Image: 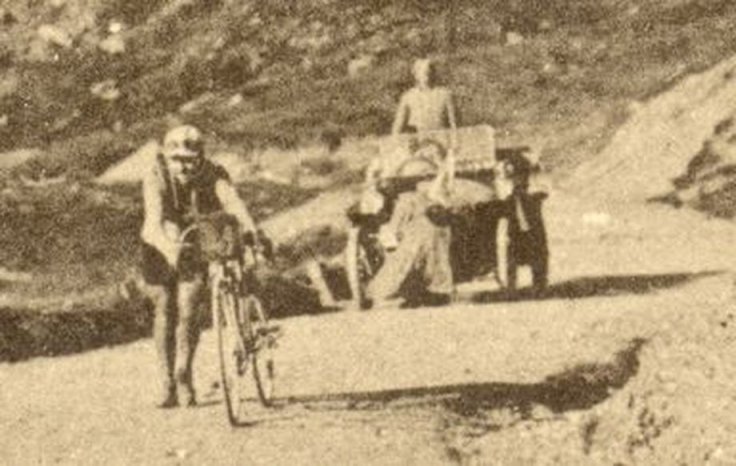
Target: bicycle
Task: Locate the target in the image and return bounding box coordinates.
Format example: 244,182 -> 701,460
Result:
179,212 -> 280,426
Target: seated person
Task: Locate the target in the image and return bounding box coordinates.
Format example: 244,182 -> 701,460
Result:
366,148 -> 455,308
362,142 -> 498,306
358,59 -> 502,307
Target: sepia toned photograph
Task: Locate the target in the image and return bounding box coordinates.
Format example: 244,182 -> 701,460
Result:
1,0 -> 735,464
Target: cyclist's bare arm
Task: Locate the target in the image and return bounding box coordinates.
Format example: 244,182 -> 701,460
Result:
141,169 -> 180,266
214,179 -> 256,235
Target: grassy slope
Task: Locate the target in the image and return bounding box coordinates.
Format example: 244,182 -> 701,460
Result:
4,1 -> 736,166
1,0 -> 736,304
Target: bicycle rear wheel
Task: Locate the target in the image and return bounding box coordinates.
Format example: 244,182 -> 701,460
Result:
214,284 -> 248,425
245,295 -> 276,407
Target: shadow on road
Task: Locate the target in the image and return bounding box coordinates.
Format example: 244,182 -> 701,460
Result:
277,338 -> 646,419
472,271 -> 721,304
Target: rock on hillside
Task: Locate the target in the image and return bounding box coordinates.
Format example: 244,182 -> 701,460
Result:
667,113 -> 736,218
567,53 -> 736,204
3,0 -> 736,176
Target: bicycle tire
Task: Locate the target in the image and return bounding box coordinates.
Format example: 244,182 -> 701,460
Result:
495,216 -> 517,292
246,295 -> 276,407
214,282 -> 248,425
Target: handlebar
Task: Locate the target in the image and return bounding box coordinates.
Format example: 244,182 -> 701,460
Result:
177,211 -> 235,242
176,212 -> 274,264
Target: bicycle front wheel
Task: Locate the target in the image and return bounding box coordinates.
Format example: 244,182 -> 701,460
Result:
245,295 -> 276,407
214,283 -> 248,425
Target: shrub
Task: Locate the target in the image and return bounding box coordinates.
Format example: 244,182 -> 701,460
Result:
301,156 -> 344,176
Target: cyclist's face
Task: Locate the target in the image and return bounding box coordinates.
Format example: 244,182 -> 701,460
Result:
168,155 -> 202,182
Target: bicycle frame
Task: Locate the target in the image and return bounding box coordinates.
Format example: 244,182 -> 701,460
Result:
177,214 -> 277,424
178,215 -> 262,333
209,255 -> 258,345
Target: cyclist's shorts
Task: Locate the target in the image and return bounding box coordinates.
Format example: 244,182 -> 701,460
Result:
141,242 -> 206,285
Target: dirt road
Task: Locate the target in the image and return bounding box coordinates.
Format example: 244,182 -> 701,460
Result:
2,187 -> 736,465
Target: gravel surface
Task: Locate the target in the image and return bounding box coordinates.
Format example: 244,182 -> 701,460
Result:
3,190 -> 736,465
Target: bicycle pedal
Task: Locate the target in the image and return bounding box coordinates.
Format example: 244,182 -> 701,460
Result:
242,338 -> 256,353
252,339 -> 274,352
257,325 -> 282,337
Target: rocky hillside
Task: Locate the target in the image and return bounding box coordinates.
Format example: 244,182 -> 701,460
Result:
667,107 -> 736,218
1,0 -> 736,309
567,53 -> 736,204
2,0 -> 736,174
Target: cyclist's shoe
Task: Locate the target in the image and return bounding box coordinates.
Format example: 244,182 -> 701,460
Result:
157,387 -> 178,409
181,391 -> 197,408
178,383 -> 197,408
359,296 -> 373,310
252,325 -> 282,350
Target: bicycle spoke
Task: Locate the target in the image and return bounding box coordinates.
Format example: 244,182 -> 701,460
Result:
215,286 -> 248,425
247,295 -> 276,407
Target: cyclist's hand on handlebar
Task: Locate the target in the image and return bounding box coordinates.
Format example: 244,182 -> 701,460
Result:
241,228 -> 275,266
242,230 -> 258,268
242,230 -> 256,248
256,229 -> 275,262
242,249 -> 257,268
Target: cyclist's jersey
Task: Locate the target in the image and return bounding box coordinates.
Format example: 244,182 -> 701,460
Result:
142,148 -> 256,267
154,154 -> 230,229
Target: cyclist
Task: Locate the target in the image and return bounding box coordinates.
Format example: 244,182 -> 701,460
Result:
140,125 -> 257,408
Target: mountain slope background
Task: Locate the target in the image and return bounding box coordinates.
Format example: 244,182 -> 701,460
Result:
2,0 -> 736,358
3,0 -> 736,171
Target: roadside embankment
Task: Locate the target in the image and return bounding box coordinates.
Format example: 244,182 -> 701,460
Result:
0,294 -> 151,363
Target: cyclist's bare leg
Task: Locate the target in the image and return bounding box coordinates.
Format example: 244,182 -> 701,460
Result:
174,276 -> 205,406
149,284 -> 177,408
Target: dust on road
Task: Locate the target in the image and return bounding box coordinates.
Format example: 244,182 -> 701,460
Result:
3,191 -> 736,465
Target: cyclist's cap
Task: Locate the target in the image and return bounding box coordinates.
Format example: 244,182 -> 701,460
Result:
163,125 -> 204,158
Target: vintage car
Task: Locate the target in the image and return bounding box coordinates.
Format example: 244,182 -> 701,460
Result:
344,125 -> 548,309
